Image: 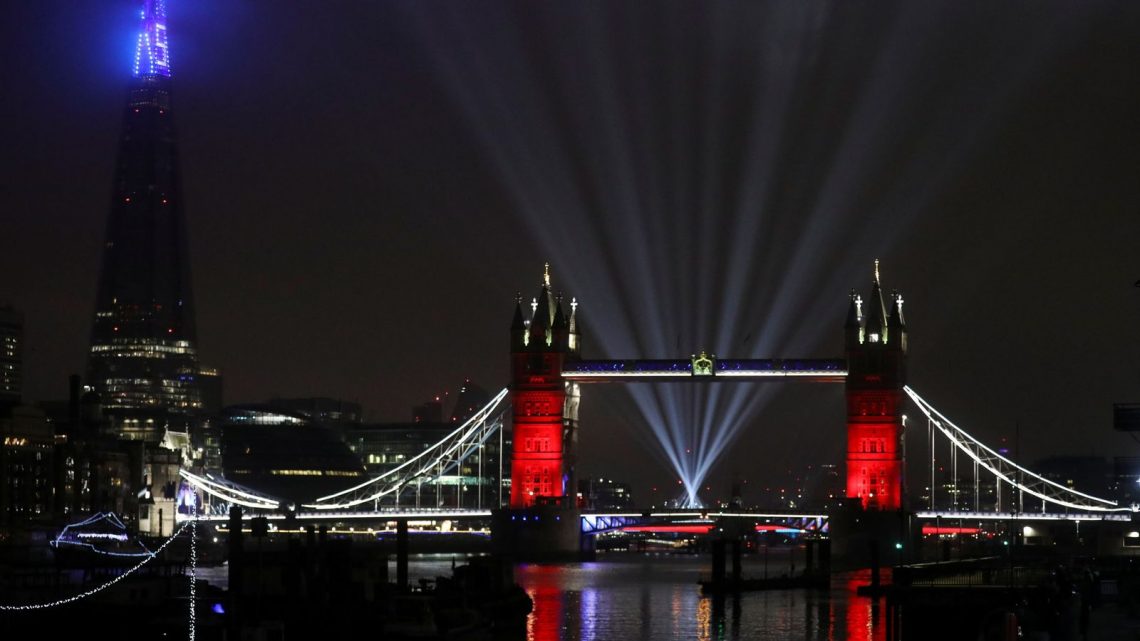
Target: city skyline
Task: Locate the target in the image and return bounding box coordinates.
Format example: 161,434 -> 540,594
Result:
1,1 -> 1138,499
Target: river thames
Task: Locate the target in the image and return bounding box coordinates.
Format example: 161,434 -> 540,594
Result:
409,554 -> 887,641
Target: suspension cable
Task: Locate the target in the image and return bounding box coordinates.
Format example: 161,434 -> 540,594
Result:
905,386 -> 1132,513
305,388 -> 509,509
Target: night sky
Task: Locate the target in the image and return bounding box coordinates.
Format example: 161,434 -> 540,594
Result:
2,1 -> 1139,503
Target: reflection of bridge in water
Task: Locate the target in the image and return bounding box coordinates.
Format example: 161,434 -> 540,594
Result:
180,263 -> 1136,557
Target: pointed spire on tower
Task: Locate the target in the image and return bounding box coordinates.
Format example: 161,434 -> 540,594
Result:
529,264 -> 553,348
864,260 -> 888,343
888,290 -> 907,353
511,293 -> 528,349
552,293 -> 567,331
845,289 -> 863,348
845,289 -> 862,329
552,294 -> 568,352
887,290 -> 905,330
511,293 -> 526,330
531,285 -> 552,331
567,296 -> 580,353
134,0 -> 172,78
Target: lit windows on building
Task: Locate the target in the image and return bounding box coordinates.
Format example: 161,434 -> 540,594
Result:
0,305 -> 23,403
1,405 -> 55,522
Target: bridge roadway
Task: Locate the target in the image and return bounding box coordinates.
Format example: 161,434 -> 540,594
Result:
187,507 -> 1130,529
914,510 -> 1133,523
187,508 -> 830,532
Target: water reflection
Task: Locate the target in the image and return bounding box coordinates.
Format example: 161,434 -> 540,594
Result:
669,586 -> 686,633
524,564 -> 564,641
581,588 -> 597,640
514,556 -> 889,641
198,555 -> 890,639
843,570 -> 888,641
638,578 -> 652,641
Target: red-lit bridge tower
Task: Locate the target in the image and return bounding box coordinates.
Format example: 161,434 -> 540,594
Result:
508,265 -> 581,508
844,261 -> 907,511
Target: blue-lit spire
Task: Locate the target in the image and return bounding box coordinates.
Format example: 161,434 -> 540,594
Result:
133,0 -> 171,77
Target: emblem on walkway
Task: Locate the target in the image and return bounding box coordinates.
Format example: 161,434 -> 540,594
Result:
692,351 -> 715,376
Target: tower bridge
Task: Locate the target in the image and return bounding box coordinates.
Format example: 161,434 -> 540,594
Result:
180,261 -> 1136,558
506,260 -> 906,512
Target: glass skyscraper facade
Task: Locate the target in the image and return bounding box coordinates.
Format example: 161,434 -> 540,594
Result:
88,0 -> 213,441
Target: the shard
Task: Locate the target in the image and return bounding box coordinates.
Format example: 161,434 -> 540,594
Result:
88,0 -> 216,441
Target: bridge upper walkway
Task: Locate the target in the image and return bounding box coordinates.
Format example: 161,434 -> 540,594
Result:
562,358 -> 846,383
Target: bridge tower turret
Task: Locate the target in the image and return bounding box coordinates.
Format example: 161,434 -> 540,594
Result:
845,260 -> 907,511
509,264 -> 575,508
510,294 -> 527,350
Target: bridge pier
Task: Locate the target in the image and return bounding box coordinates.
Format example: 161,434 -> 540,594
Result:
227,506 -> 244,640
491,505 -> 582,562
829,498 -> 913,567
396,518 -> 408,589
708,539 -> 746,589
802,539 -> 831,577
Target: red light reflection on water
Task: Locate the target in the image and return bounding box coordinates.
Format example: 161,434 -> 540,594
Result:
524,565 -> 563,641
519,562 -> 894,641
841,569 -> 889,641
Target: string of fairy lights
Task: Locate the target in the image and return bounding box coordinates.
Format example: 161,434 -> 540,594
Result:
188,516 -> 197,641
49,512 -> 157,558
0,517 -> 198,628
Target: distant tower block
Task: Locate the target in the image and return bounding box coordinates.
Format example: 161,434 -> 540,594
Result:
508,264 -> 581,508
844,260 -> 907,511
0,305 -> 23,403
88,0 -> 217,440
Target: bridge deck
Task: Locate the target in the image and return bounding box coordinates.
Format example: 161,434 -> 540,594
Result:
188,508 -> 829,524
562,358 -> 847,382
915,510 -> 1133,522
